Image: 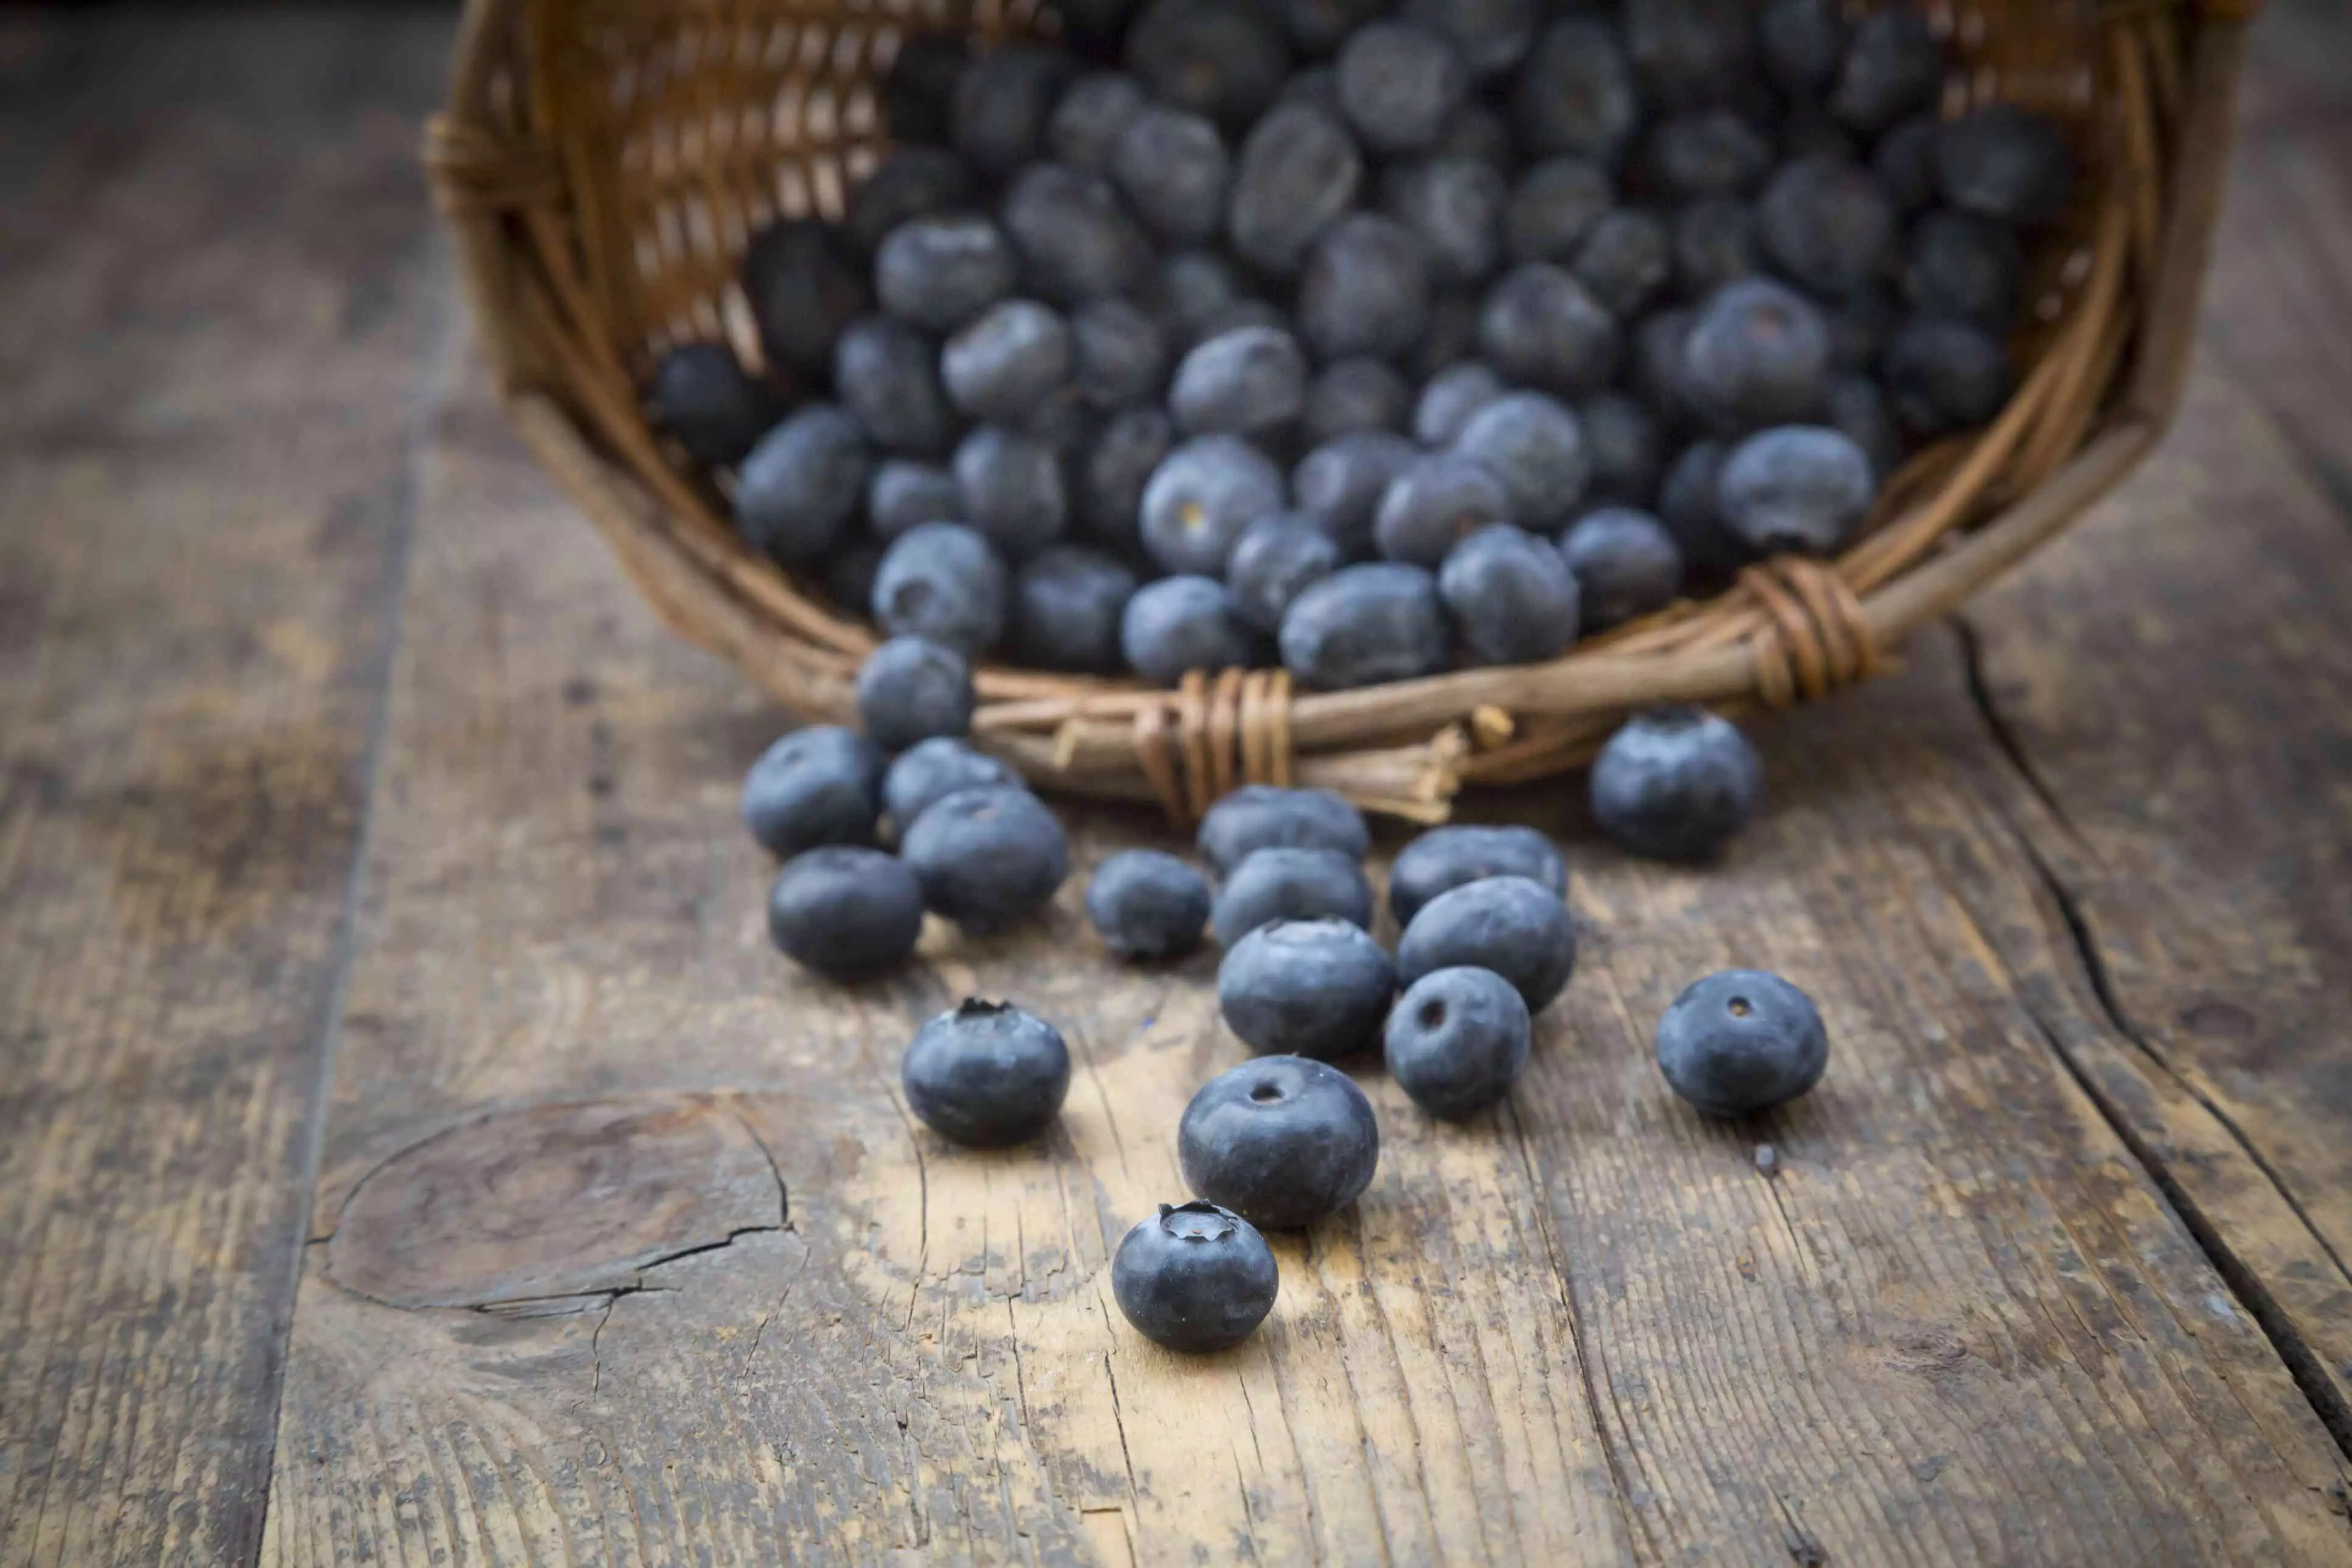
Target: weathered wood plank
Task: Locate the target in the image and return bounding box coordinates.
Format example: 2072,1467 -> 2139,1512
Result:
0,9 -> 455,1564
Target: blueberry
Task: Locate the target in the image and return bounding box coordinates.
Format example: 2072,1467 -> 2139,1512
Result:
1656,970 -> 1829,1117
1396,874 -> 1576,1012
1294,431 -> 1418,558
1829,10 -> 1944,137
953,425 -> 1069,561
1212,847 -> 1375,947
1759,0 -> 1847,98
1112,1202 -> 1278,1351
1757,154 -> 1898,299
1573,210 -> 1674,320
1273,0 -> 1388,55
1935,102 -> 2077,228
1375,451 -> 1515,567
1504,156 -> 1614,266
1142,434 -> 1287,575
1632,308 -> 1701,431
1002,164 -> 1154,307
1437,102 -> 1514,166
1622,0 -> 1757,111
1403,0 -> 1535,79
1514,19 -> 1640,167
1078,406 -> 1176,547
1591,705 -> 1764,861
1170,326 -> 1311,440
1781,98 -> 1859,164
1013,545 -> 1137,673
1229,103 -> 1365,276
1561,507 -> 1685,628
1718,425 -> 1876,555
1178,1056 -> 1380,1229
1124,0 -> 1291,130
1385,156 -> 1507,287
1122,575 -> 1260,684
1197,786 -> 1370,876
1413,361 -> 1507,447
1278,63 -> 1346,114
742,726 -> 883,858
936,301 -> 1067,430
901,786 -> 1070,933
824,539 -> 886,615
1641,109 -> 1774,201
1901,209 -> 2022,331
737,405 -> 872,565
1826,285 -> 1896,374
1050,71 -> 1149,172
1882,314 -> 2015,435
1088,849 -> 1212,959
883,737 -> 1025,834
857,636 -> 975,753
1300,214 -> 1433,363
1872,114 -> 1942,217
872,521 -> 1009,656
768,847 -> 927,981
1480,264 -> 1623,397
741,218 -> 871,377
1113,106 -> 1231,246
844,147 -> 978,258
1659,439 -> 1747,575
1229,515 -> 1342,634
1412,291 -> 1485,379
1440,524 -> 1581,666
649,344 -> 780,470
951,42 -> 1080,178
1191,298 -> 1292,347
1304,358 -> 1412,445
1671,196 -> 1761,300
1387,823 -> 1567,927
1455,392 -> 1591,532
883,32 -> 973,146
1220,918 -> 1396,1060
869,460 -> 963,542
1025,385 -> 1102,460
1579,392 -> 1667,507
1280,561 -> 1451,690
1681,278 -> 1833,431
876,213 -> 1018,334
1154,249 -> 1249,348
903,999 -> 1072,1147
833,316 -> 952,458
1336,21 -> 1469,157
1385,967 -> 1532,1119
1825,373 -> 1904,477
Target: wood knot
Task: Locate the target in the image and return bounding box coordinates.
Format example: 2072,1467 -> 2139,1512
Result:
1131,668 -> 1294,824
422,116 -> 564,217
1740,557 -> 1884,709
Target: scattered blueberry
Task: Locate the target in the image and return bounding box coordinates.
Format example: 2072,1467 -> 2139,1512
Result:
1441,524 -> 1581,665
1112,1202 -> 1280,1351
1280,561 -> 1451,689
737,405 -> 872,565
1387,822 -> 1567,927
1198,785 -> 1370,876
1212,846 -> 1375,947
1561,507 -> 1686,628
1178,1055 -> 1380,1229
1656,970 -> 1829,1117
1142,434 -> 1287,575
1396,874 -> 1577,1012
650,344 -> 781,470
857,636 -> 975,752
883,737 -> 1024,834
742,726 -> 883,858
1229,515 -> 1342,634
1385,966 -> 1532,1119
1013,545 -> 1138,673
903,999 -> 1073,1146
872,521 -> 1008,656
901,785 -> 1070,932
1376,451 -> 1516,567
1122,575 -> 1261,684
1088,849 -> 1213,958
768,847 -> 926,980
1591,706 -> 1764,861
1219,918 -> 1396,1059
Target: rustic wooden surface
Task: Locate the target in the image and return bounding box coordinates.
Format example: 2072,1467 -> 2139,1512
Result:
2,5 -> 2351,1566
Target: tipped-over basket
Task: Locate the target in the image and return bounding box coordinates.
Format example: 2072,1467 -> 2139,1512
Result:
426,0 -> 2255,824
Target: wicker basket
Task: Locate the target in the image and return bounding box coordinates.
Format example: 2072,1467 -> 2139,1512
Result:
426,0 -> 2255,824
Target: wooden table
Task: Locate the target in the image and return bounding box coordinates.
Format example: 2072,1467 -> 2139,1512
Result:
4,7 -> 2350,1564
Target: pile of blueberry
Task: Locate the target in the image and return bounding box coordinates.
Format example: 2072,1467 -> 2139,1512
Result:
653,0 -> 2072,694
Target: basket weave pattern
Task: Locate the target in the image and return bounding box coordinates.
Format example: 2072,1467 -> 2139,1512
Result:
427,0 -> 2254,822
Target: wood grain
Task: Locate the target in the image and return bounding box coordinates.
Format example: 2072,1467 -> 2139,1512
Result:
0,10 -> 453,1564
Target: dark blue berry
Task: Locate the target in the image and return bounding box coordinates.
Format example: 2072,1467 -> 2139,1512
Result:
1829,10 -> 1944,137
1757,154 -> 1898,299
1623,0 -> 1757,111
1050,71 -> 1149,173
1387,823 -> 1567,927
1198,786 -> 1370,876
1873,114 -> 1942,216
1124,0 -> 1291,130
901,786 -> 1069,933
1591,706 -> 1764,861
1112,1202 -> 1278,1351
1480,264 -> 1623,397
1088,850 -> 1212,959
1153,249 -> 1249,347
650,344 -> 780,470
872,521 -> 1008,656
1825,374 -> 1904,478
1305,358 -> 1412,445
1385,967 -> 1532,1118
1437,101 -> 1513,165
1211,847 -> 1374,948
1440,524 -> 1581,665
868,459 -> 962,543
1385,156 -> 1507,287
1827,285 -> 1896,373
1280,562 -> 1451,689
954,425 -> 1069,561
1376,452 -> 1515,567
1671,196 -> 1761,300
768,847 -> 926,980
737,405 -> 871,565
1229,103 -> 1364,276
1758,0 -> 1847,98
1002,164 -> 1154,306
1113,105 -> 1232,246
1632,307 -> 1701,431
1641,109 -> 1774,201
903,999 -> 1072,1147
1455,392 -> 1591,531
883,33 -> 972,146
943,300 -> 1072,425
1504,156 -> 1613,266
1656,970 -> 1829,1117
1396,874 -> 1577,1012
951,43 -> 1081,178
1122,576 -> 1260,685
1935,103 -> 2077,228
741,219 -> 870,376
1067,301 -> 1167,414
1010,544 -> 1134,673
1170,326 -> 1311,440
1337,21 -> 1468,156
824,539 -> 885,615
844,147 -> 978,258
1178,1056 -> 1379,1229
1220,918 -> 1395,1060
1273,0 -> 1386,56
1413,362 -> 1506,447
883,738 -> 1024,835
1574,210 -> 1674,320
857,636 -> 974,752
1300,214 -> 1433,363
1412,292 -> 1484,378
742,726 -> 883,858
876,213 -> 1018,334
1079,406 -> 1176,548
1718,425 -> 1878,555
1681,278 -> 1833,431
1404,0 -> 1535,79
1561,507 -> 1686,628
1229,515 -> 1342,634
1278,62 -> 1345,114
1514,19 -> 1639,167
1295,431 -> 1418,558
835,316 -> 954,458
1882,314 -> 2015,436
1142,434 -> 1286,575
1659,439 -> 1749,575
1580,392 -> 1667,507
